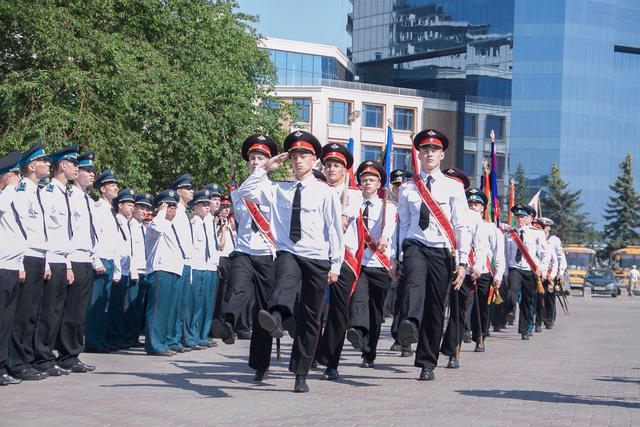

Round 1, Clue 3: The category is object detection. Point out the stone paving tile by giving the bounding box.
[0,295,639,426]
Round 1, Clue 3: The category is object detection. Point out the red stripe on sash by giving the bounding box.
[412,175,457,251]
[243,198,275,247]
[510,229,539,274]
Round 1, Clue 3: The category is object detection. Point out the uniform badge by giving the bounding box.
[46,183,55,192]
[294,131,303,137]
[16,182,26,192]
[169,191,175,197]
[257,135,266,141]
[427,130,437,136]
[331,144,339,149]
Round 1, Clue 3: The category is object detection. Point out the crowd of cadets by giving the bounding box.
[0,128,567,392]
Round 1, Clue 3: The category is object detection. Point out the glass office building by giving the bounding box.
[267,49,353,86]
[350,0,640,227]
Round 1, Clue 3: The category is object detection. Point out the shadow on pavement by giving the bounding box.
[594,376,640,385]
[456,389,640,409]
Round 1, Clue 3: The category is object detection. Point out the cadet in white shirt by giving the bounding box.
[0,151,27,386]
[204,183,223,345]
[504,204,551,340]
[104,188,136,349]
[536,217,567,330]
[315,143,363,382]
[59,151,99,373]
[85,169,122,353]
[144,190,185,356]
[396,129,471,381]
[9,141,51,381]
[241,130,344,393]
[168,174,195,352]
[33,145,79,377]
[346,160,397,369]
[211,135,278,382]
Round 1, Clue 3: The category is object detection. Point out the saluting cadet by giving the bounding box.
[396,129,471,381]
[104,188,136,349]
[33,145,80,377]
[347,160,397,369]
[316,142,363,382]
[168,174,195,352]
[60,151,98,372]
[504,204,550,340]
[0,151,27,386]
[144,190,185,356]
[119,192,153,348]
[85,169,122,353]
[184,189,217,350]
[536,217,567,330]
[241,130,344,393]
[211,135,278,382]
[9,141,51,381]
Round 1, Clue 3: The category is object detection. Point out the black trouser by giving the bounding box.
[350,266,390,362]
[0,269,20,376]
[57,262,94,368]
[33,262,68,371]
[316,262,355,369]
[502,272,522,327]
[507,268,536,335]
[270,251,329,376]
[400,240,453,370]
[9,256,45,374]
[540,279,556,326]
[470,274,492,343]
[222,252,275,372]
[390,266,407,341]
[440,275,472,357]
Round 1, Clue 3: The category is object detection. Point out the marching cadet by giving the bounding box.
[119,192,154,348]
[104,188,137,349]
[536,217,567,330]
[168,174,195,352]
[504,204,550,340]
[183,189,217,350]
[316,143,362,381]
[85,169,122,353]
[0,151,27,386]
[347,160,396,369]
[144,190,185,356]
[9,141,51,381]
[241,130,344,393]
[211,135,278,381]
[33,145,80,377]
[395,129,471,381]
[60,152,98,372]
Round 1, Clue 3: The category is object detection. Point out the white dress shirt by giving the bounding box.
[173,204,195,266]
[238,167,344,275]
[191,215,220,271]
[231,189,273,257]
[505,225,550,272]
[129,217,148,276]
[145,210,185,276]
[0,185,27,271]
[68,185,99,267]
[116,213,138,281]
[40,178,74,267]
[330,186,362,253]
[13,177,48,259]
[546,235,567,279]
[490,225,506,279]
[467,211,491,275]
[397,170,471,262]
[361,197,397,268]
[93,198,123,281]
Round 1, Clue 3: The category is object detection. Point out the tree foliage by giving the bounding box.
[603,153,640,252]
[1,0,289,191]
[513,163,530,206]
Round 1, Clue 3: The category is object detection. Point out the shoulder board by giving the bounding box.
[444,175,464,187]
[46,184,55,192]
[16,182,26,192]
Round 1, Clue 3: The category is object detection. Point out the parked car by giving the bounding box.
[583,269,619,297]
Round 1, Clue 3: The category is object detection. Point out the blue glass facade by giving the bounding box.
[267,49,353,85]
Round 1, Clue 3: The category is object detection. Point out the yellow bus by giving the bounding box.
[563,245,597,287]
[610,246,640,283]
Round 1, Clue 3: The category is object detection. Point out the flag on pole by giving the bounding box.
[346,138,358,189]
[489,137,501,225]
[528,190,542,218]
[380,125,393,189]
[481,159,492,222]
[508,179,515,226]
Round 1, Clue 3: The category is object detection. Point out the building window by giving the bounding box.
[293,98,311,123]
[463,151,476,176]
[485,115,505,139]
[392,147,411,170]
[495,154,505,180]
[329,100,351,125]
[263,99,279,110]
[361,144,382,162]
[464,114,477,137]
[394,107,415,131]
[362,103,383,128]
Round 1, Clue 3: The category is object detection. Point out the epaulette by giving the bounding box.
[444,175,464,187]
[16,182,26,192]
[46,183,55,192]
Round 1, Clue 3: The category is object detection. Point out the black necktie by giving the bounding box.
[363,200,371,230]
[289,182,302,243]
[35,189,48,241]
[189,220,194,244]
[251,204,259,232]
[84,193,98,245]
[113,212,126,241]
[10,202,27,239]
[419,175,433,231]
[515,230,524,263]
[63,188,73,239]
[172,224,186,259]
[203,222,211,261]
[212,220,220,250]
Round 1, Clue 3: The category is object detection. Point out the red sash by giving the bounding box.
[347,209,366,298]
[362,226,392,271]
[243,198,275,248]
[510,229,539,274]
[469,249,494,276]
[412,175,457,252]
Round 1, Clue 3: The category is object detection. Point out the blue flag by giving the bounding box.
[381,125,393,189]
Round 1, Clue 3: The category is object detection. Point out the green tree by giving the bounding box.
[513,163,531,206]
[603,153,640,251]
[544,163,598,244]
[0,0,289,191]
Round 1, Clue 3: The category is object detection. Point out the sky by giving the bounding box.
[236,0,352,52]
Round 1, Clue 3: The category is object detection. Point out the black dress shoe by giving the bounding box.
[69,362,92,373]
[190,345,205,350]
[319,368,340,381]
[147,350,175,356]
[46,365,71,376]
[493,326,501,333]
[182,346,192,352]
[474,343,485,352]
[130,341,145,348]
[390,341,402,352]
[545,323,553,330]
[463,331,472,343]
[293,375,309,393]
[346,328,364,351]
[14,367,48,381]
[397,320,418,346]
[258,310,284,339]
[419,367,435,381]
[521,334,530,340]
[0,374,22,386]
[360,358,375,368]
[208,340,219,347]
[211,319,236,344]
[170,346,186,353]
[534,325,542,333]
[446,357,459,369]
[254,370,268,381]
[236,330,252,340]
[506,313,515,325]
[400,345,413,358]
[85,347,113,354]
